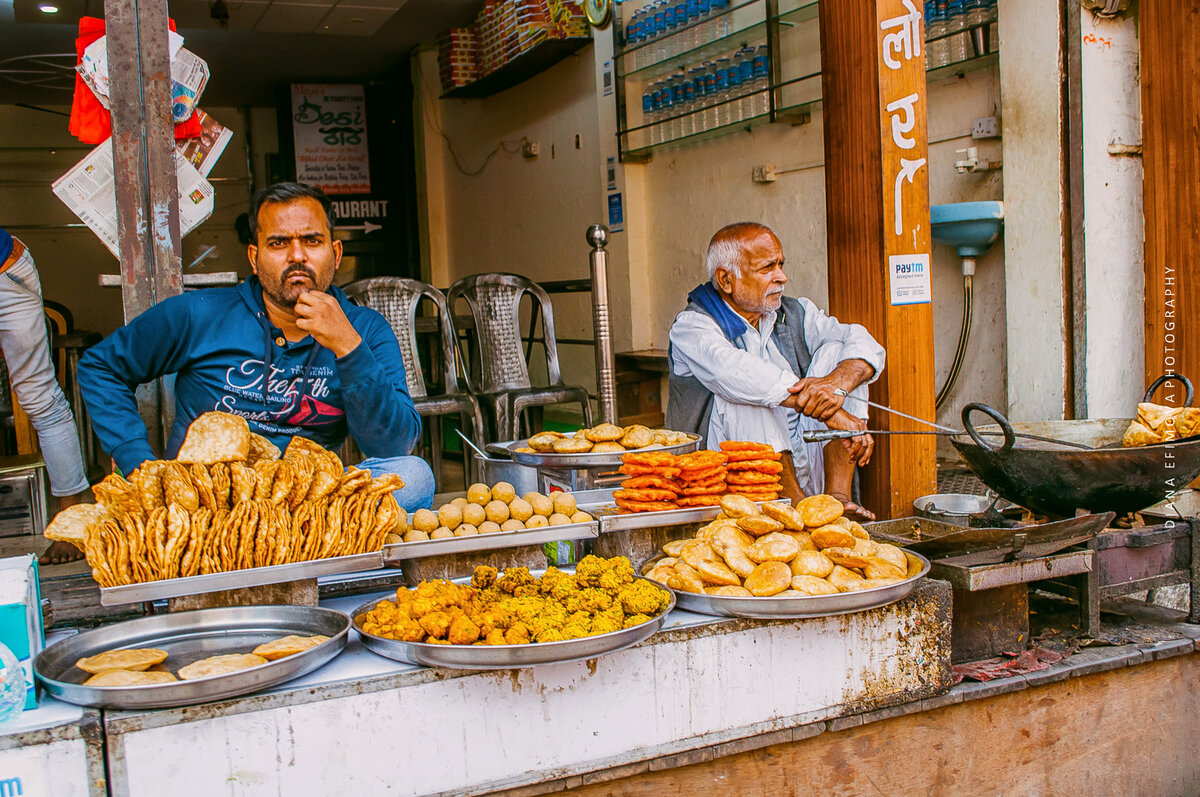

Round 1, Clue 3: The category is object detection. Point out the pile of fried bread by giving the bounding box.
[45,412,407,587]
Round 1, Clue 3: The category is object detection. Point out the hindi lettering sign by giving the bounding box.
[877,0,931,304]
[290,84,371,195]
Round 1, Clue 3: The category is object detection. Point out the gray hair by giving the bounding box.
[705,222,773,283]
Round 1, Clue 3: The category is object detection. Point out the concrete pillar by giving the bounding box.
[998,0,1069,421]
[1078,11,1143,417]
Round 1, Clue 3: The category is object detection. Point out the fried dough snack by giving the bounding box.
[65,412,411,588]
[358,556,670,645]
[643,494,908,597]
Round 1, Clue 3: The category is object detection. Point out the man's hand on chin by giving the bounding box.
[294,290,362,357]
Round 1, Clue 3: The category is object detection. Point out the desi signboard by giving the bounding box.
[290,84,371,195]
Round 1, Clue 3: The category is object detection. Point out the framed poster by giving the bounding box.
[290,84,370,195]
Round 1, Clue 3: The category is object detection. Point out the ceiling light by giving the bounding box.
[38,4,60,12]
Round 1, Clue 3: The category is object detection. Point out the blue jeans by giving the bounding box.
[358,455,435,513]
[0,249,88,496]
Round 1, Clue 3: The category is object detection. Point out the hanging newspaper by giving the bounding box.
[51,139,215,258]
[76,32,207,122]
[178,109,233,177]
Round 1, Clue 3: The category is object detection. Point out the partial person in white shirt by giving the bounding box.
[666,222,884,519]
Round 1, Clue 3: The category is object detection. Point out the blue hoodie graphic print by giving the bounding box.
[78,276,422,475]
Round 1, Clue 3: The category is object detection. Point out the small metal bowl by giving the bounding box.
[913,493,994,526]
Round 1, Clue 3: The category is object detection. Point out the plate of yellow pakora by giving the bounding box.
[352,556,675,669]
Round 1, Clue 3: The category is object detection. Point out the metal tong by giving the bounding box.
[799,390,1094,451]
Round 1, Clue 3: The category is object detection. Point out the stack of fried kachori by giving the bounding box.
[642,494,911,597]
[518,424,692,455]
[719,441,783,501]
[46,412,410,588]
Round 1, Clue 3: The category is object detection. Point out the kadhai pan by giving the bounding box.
[951,377,1200,518]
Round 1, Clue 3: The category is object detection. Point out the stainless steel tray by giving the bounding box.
[383,520,598,563]
[35,605,350,709]
[351,575,675,670]
[504,433,700,469]
[666,551,931,619]
[99,551,385,606]
[573,489,788,533]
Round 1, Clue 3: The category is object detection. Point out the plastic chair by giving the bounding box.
[343,277,486,489]
[447,273,593,441]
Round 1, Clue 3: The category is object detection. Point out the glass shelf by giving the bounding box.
[617,0,819,82]
[623,96,822,159]
[926,50,999,83]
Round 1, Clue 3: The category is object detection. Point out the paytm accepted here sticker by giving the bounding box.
[889,253,932,306]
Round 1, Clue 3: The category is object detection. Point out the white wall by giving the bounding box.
[1079,10,1143,418]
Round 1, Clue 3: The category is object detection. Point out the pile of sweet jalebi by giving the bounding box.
[612,441,784,514]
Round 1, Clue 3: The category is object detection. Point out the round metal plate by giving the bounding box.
[35,605,350,709]
[352,576,675,670]
[506,433,700,469]
[584,0,611,27]
[668,551,931,619]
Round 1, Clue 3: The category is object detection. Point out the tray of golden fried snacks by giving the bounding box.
[43,412,406,605]
[34,605,349,708]
[383,482,597,562]
[352,556,674,669]
[505,423,699,468]
[641,494,930,619]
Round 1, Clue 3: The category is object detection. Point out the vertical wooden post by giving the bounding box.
[1142,1,1200,404]
[819,0,936,518]
[105,0,182,454]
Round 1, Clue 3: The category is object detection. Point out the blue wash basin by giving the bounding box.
[931,201,1004,257]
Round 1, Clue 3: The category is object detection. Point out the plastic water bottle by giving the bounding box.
[710,0,730,38]
[711,56,731,126]
[655,79,672,143]
[641,82,656,147]
[945,0,969,64]
[965,0,988,56]
[701,60,719,130]
[662,0,678,59]
[651,2,667,64]
[695,0,712,42]
[737,46,755,119]
[670,71,688,141]
[688,65,708,131]
[680,67,697,136]
[725,53,744,123]
[683,0,701,51]
[986,0,998,51]
[926,1,949,68]
[0,643,26,724]
[672,0,690,55]
[751,44,770,118]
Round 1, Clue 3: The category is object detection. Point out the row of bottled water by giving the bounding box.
[924,0,998,69]
[640,44,770,146]
[622,0,734,70]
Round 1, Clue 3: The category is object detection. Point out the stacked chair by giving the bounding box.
[343,278,486,489]
[446,273,592,442]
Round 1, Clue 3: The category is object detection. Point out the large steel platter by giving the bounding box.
[35,605,350,709]
[504,433,701,469]
[576,494,788,533]
[351,575,675,670]
[668,551,931,619]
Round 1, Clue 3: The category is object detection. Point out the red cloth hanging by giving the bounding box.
[68,17,202,145]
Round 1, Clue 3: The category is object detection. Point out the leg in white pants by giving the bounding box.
[0,249,88,496]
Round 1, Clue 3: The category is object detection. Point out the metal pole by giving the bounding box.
[587,224,618,424]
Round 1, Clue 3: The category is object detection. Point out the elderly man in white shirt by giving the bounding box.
[667,222,884,518]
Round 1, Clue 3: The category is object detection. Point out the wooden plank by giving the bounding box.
[1142,1,1200,403]
[819,0,936,518]
[104,0,182,454]
[560,655,1200,796]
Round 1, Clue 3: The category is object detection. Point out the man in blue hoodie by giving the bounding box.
[78,182,434,511]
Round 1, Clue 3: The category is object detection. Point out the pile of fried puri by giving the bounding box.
[1123,402,1200,447]
[394,481,593,543]
[642,494,913,597]
[614,441,784,513]
[45,412,406,588]
[357,556,671,646]
[74,634,330,686]
[514,424,692,455]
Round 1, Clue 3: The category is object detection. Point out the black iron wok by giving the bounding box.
[950,376,1200,518]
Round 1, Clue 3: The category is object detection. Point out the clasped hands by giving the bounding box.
[782,375,873,466]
